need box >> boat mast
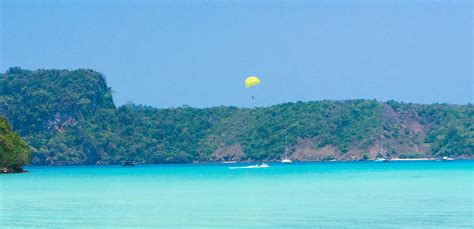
[285,135,288,159]
[380,135,384,156]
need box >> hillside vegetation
[0,68,472,165]
[0,116,30,172]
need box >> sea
[1,161,473,228]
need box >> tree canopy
[0,116,30,172]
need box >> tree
[0,117,30,173]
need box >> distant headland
[0,67,472,166]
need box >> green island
[0,117,30,173]
[0,67,472,166]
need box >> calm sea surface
[1,161,473,228]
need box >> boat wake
[229,163,269,169]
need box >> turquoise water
[1,161,473,228]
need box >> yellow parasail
[245,76,260,88]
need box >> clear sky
[1,0,472,107]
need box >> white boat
[375,135,390,162]
[442,156,454,161]
[375,157,389,162]
[281,136,292,163]
[281,158,292,163]
[222,161,237,164]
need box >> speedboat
[228,162,269,169]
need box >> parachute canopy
[245,76,260,88]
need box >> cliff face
[0,68,472,165]
[0,68,116,165]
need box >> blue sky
[1,0,472,107]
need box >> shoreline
[1,169,28,174]
[19,158,473,167]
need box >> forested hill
[0,68,472,165]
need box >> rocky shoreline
[1,167,28,174]
[17,157,473,167]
